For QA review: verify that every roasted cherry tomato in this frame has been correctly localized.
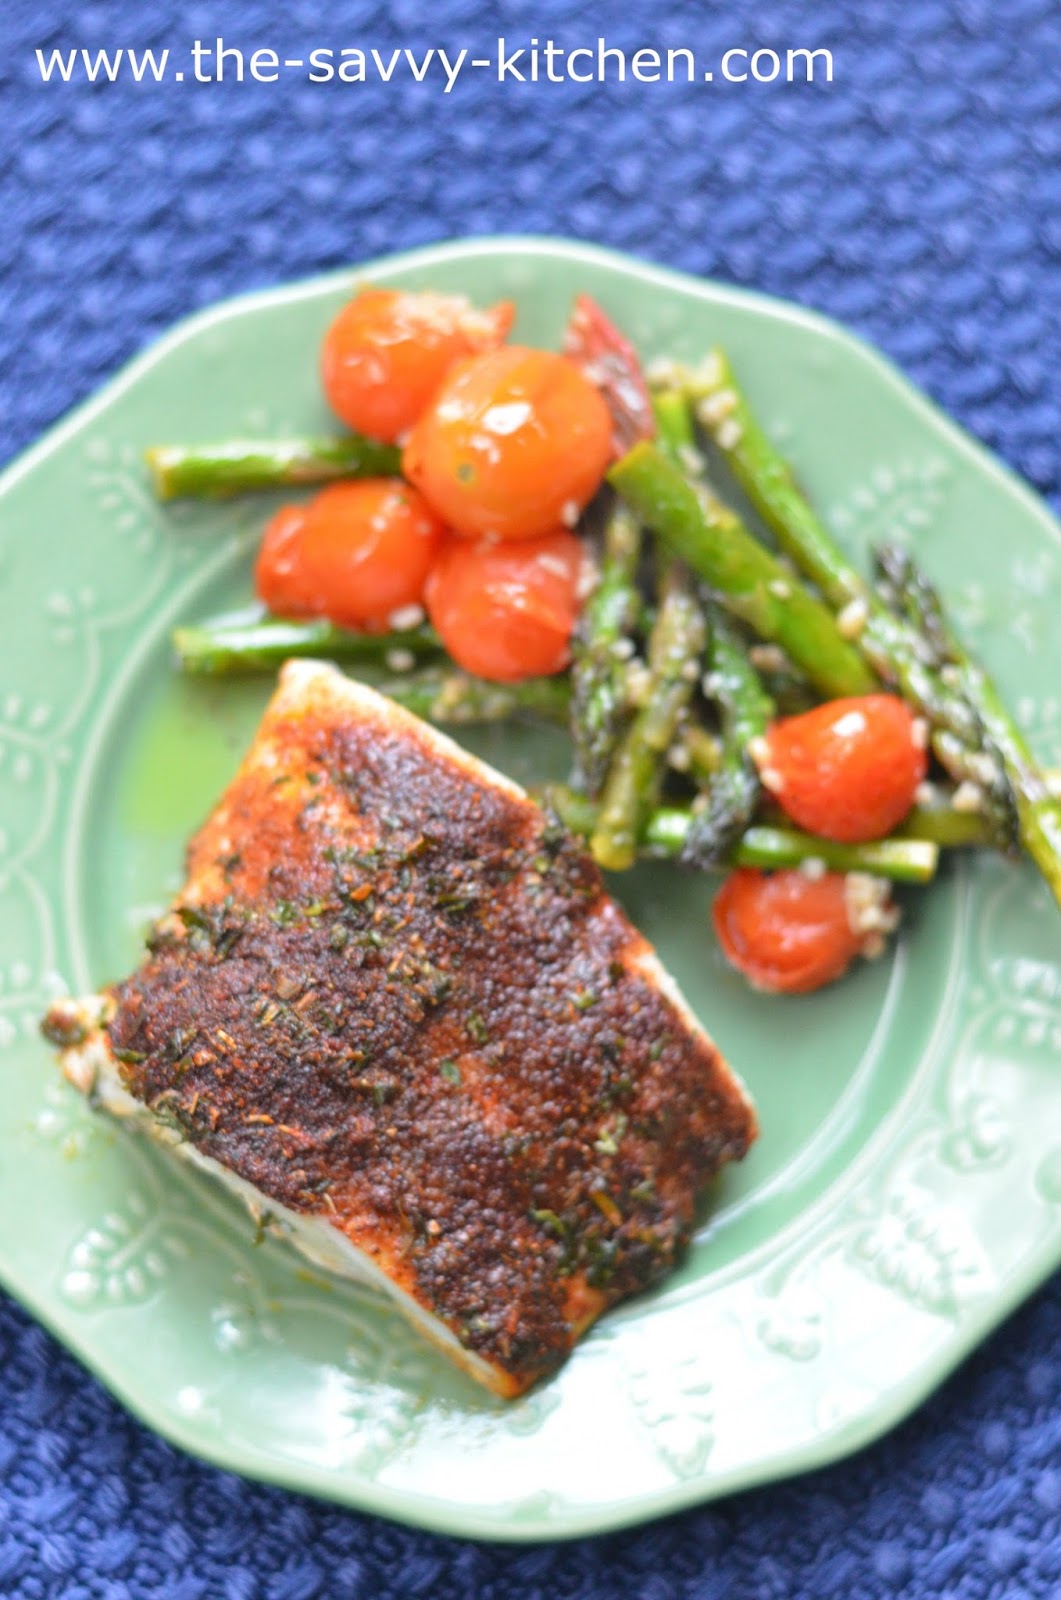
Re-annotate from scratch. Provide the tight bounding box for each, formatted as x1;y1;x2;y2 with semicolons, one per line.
754;694;927;843
402;345;613;541
255;479;446;630
562;292;656;455
713;867;889;994
251;504;320;617
424;530;585;681
320;288;514;443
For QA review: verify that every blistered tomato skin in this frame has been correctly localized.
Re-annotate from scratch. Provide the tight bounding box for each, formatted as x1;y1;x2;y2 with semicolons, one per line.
254;504;317;619
425;530;585;682
254;479;447;630
756;694;928;843
320;288;514;444
712;868;870;995
402;346;614;541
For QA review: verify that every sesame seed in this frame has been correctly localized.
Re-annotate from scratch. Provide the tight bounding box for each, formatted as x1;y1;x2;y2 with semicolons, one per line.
844;872;901;940
716;417;743;451
668;745;691;772
799;856;827;881
693;353;724;389
760;767;785;795
645;356;684;386
680;660;700;683
560;499;581;528
747;734;771;768
911;717;930;750
625;663;651;705
940;664;962;688
678;443;706;476
388;603;425;632
612;637;635;661
695;387;738;428
385;648;415;674
951;780;983;813
768;579;792;600
914;781;940;807
749;645;789;674
836;596;869;640
968;752;999;786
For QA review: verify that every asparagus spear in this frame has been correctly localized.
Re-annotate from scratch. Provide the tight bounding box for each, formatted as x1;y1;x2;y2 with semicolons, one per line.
731;825;937;882
649;386;777;846
569;503;643;794
684;349;863;609
590;559;707;871
877;542;1061;908
651;387;698;461
147;436;401;500
568;386;700;797
897;801;992;850
684;351;1011;820
546;786;938;884
674;723;723;782
173;610;441;675
609;443;878;700
379;668;571;727
682;609;774;868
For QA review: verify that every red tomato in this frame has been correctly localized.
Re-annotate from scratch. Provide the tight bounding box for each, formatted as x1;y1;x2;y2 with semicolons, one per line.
713;867;886;994
255;479;446;629
320;288;514;443
252;504;320;617
755;694;927;843
402;345;613;541
562;293;656;455
425;531;585;681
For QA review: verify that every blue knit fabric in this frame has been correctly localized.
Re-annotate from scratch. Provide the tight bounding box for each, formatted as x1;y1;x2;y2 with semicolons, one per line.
2;0;1059;1593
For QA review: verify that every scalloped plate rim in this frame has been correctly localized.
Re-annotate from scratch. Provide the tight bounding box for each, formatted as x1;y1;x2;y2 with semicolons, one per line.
2;234;1059;1543
3;234;1060;565
5;1225;1058;1544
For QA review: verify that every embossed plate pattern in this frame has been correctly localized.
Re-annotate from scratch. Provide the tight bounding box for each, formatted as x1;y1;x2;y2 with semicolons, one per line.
3;238;1059;1541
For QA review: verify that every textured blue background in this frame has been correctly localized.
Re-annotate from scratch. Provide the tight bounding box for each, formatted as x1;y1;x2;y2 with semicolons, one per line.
2;0;1059;1594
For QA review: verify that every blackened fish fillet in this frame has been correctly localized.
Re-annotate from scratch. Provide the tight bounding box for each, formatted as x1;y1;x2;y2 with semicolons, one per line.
43;660;756;1395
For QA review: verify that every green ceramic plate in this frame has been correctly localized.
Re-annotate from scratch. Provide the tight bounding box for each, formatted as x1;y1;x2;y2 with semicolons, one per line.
3;238;1059;1541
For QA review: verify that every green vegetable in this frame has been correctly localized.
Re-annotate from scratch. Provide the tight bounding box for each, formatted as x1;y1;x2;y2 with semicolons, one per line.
674;722;723;783
877;543;1061;908
569;504;643;795
546;785;939;884
682;609;774;868
173;609;441;675
377;668;571;727
684;348;861;610
609;442;877;700
650;388;697;461
146;436;401;500
684;350;1015;837
590;559;707;871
